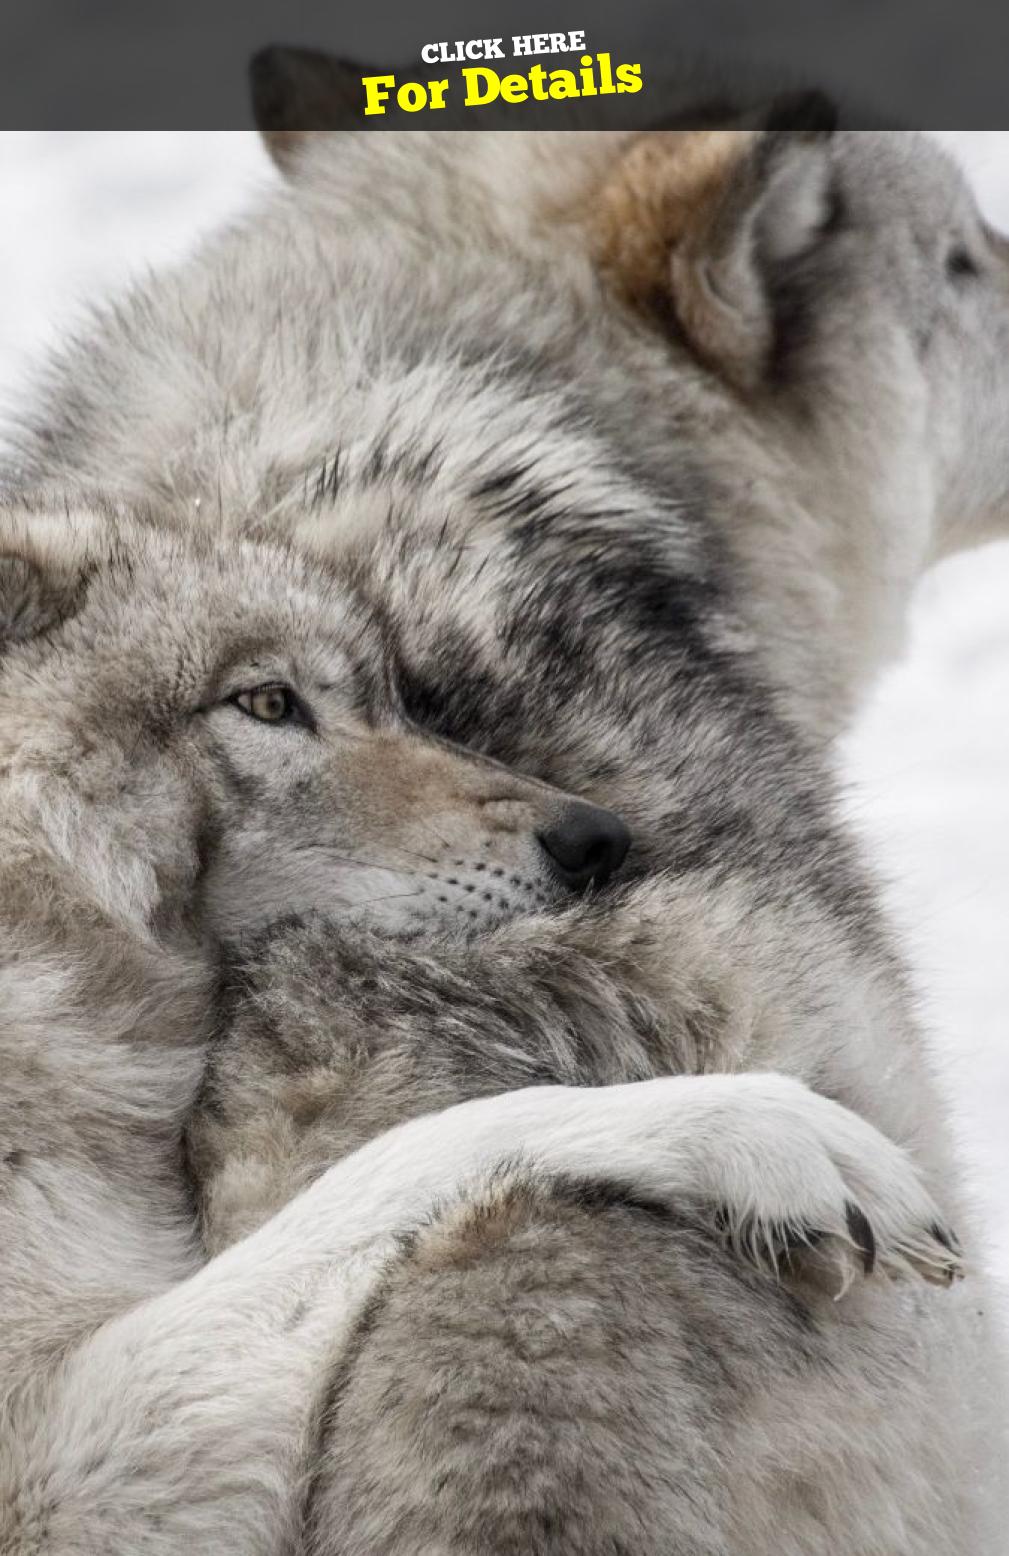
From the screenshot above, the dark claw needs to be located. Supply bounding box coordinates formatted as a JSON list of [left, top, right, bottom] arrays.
[[931, 1222, 962, 1257], [845, 1202, 877, 1276]]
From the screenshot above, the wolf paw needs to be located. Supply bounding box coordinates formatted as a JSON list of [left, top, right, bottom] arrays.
[[665, 1074, 963, 1295], [460, 1071, 962, 1299]]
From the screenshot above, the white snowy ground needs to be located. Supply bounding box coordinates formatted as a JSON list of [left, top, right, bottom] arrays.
[[0, 130, 1007, 1278]]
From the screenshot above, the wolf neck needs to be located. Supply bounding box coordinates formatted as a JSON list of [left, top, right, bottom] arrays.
[[694, 340, 937, 745]]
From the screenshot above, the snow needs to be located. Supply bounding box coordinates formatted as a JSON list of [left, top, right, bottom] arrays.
[[1, 130, 1007, 1276]]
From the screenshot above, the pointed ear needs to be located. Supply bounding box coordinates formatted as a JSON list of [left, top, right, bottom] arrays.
[[0, 555, 79, 649], [0, 508, 98, 653], [249, 45, 370, 166], [593, 106, 837, 391]]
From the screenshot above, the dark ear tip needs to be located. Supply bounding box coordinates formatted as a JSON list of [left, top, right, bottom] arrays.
[[248, 43, 367, 135], [247, 43, 334, 105], [0, 554, 51, 647], [248, 44, 295, 126], [764, 90, 839, 137], [248, 43, 303, 94]]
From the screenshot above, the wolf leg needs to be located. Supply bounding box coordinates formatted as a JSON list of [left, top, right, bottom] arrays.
[[0, 1074, 952, 1553]]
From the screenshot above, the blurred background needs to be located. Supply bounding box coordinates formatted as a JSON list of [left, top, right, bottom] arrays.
[[0, 130, 1006, 1278]]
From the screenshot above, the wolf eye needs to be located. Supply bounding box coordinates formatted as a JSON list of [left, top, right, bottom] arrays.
[[232, 684, 309, 726]]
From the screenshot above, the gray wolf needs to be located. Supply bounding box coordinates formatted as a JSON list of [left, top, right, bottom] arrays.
[[3, 118, 1009, 1551], [0, 498, 957, 1556]]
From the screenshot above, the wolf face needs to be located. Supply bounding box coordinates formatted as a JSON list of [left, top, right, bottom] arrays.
[[862, 134, 1009, 555], [759, 130, 1009, 554], [0, 500, 629, 944]]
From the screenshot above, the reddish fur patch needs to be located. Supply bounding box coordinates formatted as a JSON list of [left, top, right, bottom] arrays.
[[592, 132, 753, 307], [590, 131, 765, 388]]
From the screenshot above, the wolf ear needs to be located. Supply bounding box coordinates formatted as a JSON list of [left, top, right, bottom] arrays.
[[0, 509, 97, 652], [594, 102, 838, 391], [249, 45, 370, 167], [0, 555, 72, 649]]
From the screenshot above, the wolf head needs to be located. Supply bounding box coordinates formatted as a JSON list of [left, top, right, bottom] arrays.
[[250, 119, 1009, 565], [587, 125, 1009, 556], [0, 500, 630, 944]]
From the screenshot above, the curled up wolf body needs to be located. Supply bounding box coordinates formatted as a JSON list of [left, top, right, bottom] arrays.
[[1, 122, 1008, 1552]]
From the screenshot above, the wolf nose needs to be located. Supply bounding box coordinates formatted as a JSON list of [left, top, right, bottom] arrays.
[[537, 803, 631, 893]]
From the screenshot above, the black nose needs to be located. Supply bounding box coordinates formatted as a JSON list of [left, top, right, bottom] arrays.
[[537, 803, 631, 893]]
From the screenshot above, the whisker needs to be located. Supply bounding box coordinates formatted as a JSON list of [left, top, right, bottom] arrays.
[[355, 889, 426, 908], [381, 842, 439, 867], [419, 821, 454, 852], [287, 848, 411, 874], [288, 845, 442, 873]]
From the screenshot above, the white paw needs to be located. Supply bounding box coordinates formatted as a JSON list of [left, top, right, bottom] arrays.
[[504, 1070, 959, 1300], [429, 1072, 961, 1296], [643, 1073, 961, 1293]]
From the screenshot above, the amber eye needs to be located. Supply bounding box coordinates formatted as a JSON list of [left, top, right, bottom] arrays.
[[233, 684, 302, 724]]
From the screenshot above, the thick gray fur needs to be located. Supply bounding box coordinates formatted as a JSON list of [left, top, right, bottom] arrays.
[[3, 126, 1009, 1552]]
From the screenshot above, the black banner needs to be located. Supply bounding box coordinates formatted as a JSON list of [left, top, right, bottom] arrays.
[[4, 0, 1009, 129]]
